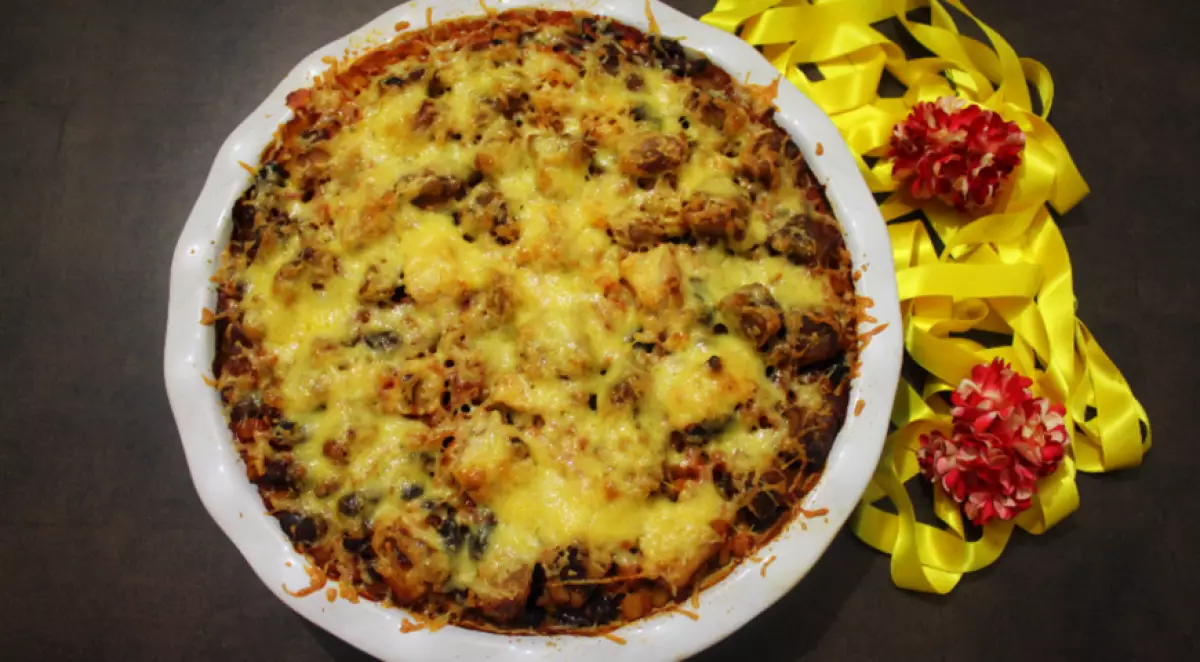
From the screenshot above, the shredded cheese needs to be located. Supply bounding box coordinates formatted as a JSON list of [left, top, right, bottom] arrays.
[[214, 8, 858, 632]]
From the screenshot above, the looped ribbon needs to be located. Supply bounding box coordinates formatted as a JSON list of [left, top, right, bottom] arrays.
[[703, 0, 1152, 592]]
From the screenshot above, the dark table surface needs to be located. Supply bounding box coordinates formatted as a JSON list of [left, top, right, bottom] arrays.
[[2, 0, 1197, 659]]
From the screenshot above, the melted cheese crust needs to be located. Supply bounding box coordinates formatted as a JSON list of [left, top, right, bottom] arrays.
[[211, 9, 857, 633]]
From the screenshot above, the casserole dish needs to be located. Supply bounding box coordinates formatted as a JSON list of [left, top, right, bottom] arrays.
[[164, 0, 902, 658]]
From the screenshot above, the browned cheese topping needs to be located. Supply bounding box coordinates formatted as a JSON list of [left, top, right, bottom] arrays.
[[210, 9, 858, 632]]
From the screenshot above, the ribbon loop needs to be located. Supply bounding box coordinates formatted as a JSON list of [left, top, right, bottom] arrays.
[[702, 0, 1150, 593]]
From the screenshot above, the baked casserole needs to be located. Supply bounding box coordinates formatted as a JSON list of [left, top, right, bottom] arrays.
[[208, 8, 859, 633]]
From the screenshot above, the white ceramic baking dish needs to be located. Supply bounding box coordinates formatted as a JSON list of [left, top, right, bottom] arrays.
[[163, 0, 902, 659]]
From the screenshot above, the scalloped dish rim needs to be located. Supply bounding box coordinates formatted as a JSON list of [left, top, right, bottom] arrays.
[[162, 0, 903, 659]]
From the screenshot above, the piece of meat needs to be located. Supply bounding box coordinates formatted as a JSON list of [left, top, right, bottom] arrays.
[[619, 133, 689, 177], [739, 130, 785, 190], [685, 89, 725, 129], [718, 284, 784, 348], [782, 310, 842, 368], [682, 194, 749, 243], [783, 400, 840, 468], [766, 212, 845, 267], [738, 490, 787, 532], [610, 218, 668, 251], [408, 173, 467, 209]]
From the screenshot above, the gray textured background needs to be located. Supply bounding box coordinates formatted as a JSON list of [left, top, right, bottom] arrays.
[[1, 0, 1197, 659]]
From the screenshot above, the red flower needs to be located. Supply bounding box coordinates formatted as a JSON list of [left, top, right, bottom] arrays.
[[952, 358, 1035, 437], [888, 97, 1025, 212], [916, 359, 1069, 525]]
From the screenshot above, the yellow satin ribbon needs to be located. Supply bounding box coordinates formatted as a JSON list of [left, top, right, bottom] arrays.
[[703, 0, 1151, 592]]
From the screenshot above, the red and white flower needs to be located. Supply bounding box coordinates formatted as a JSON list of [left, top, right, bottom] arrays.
[[916, 359, 1069, 525], [888, 97, 1025, 212]]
